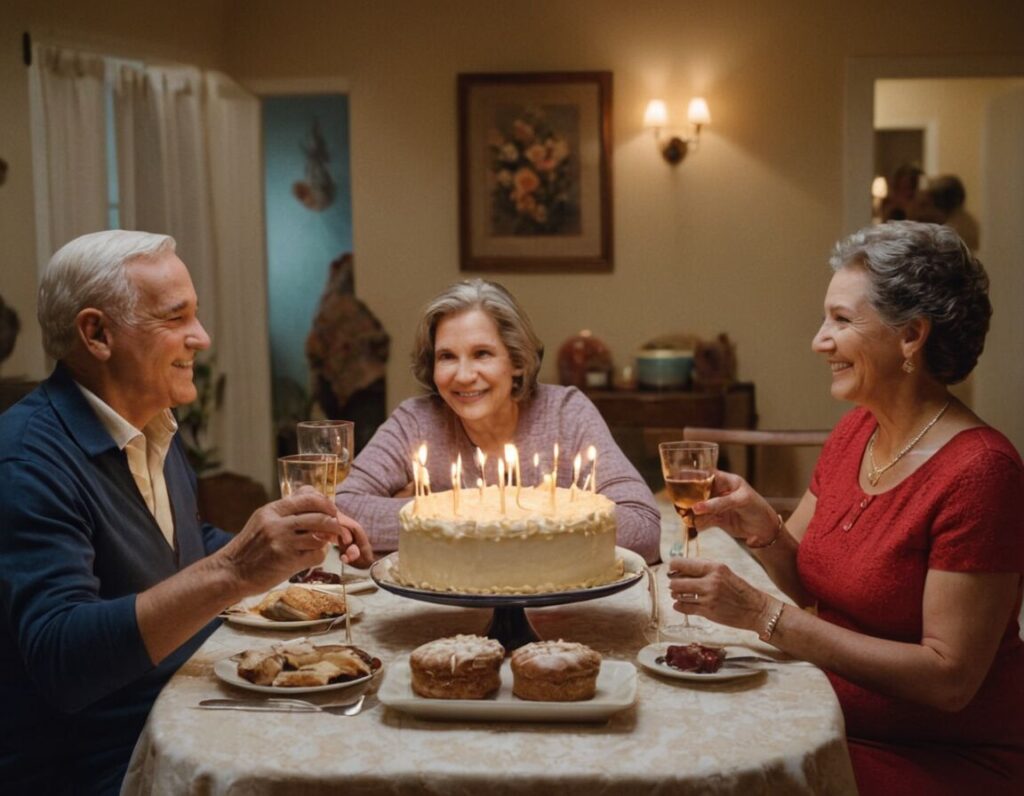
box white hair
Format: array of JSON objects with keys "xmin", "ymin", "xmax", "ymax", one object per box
[{"xmin": 38, "ymin": 230, "xmax": 176, "ymax": 360}]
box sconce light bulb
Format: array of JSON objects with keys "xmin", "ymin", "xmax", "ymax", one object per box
[
  {"xmin": 644, "ymin": 99, "xmax": 669, "ymax": 130},
  {"xmin": 687, "ymin": 97, "xmax": 711, "ymax": 127}
]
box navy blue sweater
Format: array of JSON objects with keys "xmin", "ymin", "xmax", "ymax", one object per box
[{"xmin": 0, "ymin": 365, "xmax": 231, "ymax": 794}]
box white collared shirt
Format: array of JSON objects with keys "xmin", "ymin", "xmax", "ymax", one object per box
[{"xmin": 76, "ymin": 383, "xmax": 178, "ymax": 548}]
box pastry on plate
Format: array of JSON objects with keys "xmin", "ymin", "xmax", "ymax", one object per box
[
  {"xmin": 257, "ymin": 585, "xmax": 347, "ymax": 622},
  {"xmin": 231, "ymin": 640, "xmax": 380, "ymax": 688},
  {"xmin": 409, "ymin": 635, "xmax": 504, "ymax": 699},
  {"xmin": 510, "ymin": 640, "xmax": 601, "ymax": 701},
  {"xmin": 235, "ymin": 648, "xmax": 284, "ymax": 686}
]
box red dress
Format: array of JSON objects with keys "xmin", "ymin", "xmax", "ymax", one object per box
[{"xmin": 798, "ymin": 408, "xmax": 1024, "ymax": 795}]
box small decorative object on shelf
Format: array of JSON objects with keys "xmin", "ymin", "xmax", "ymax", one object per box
[
  {"xmin": 557, "ymin": 330, "xmax": 613, "ymax": 391},
  {"xmin": 694, "ymin": 333, "xmax": 737, "ymax": 391}
]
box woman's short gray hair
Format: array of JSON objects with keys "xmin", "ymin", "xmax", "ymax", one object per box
[
  {"xmin": 829, "ymin": 221, "xmax": 990, "ymax": 384},
  {"xmin": 38, "ymin": 230, "xmax": 176, "ymax": 360},
  {"xmin": 411, "ymin": 279, "xmax": 544, "ymax": 400}
]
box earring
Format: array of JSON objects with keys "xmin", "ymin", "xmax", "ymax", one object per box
[{"xmin": 902, "ymin": 359, "xmax": 915, "ymax": 374}]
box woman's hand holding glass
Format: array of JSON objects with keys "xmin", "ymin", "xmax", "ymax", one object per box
[
  {"xmin": 691, "ymin": 469, "xmax": 784, "ymax": 549},
  {"xmin": 667, "ymin": 557, "xmax": 774, "ymax": 634}
]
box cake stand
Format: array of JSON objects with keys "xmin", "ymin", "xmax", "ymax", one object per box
[{"xmin": 369, "ymin": 547, "xmax": 647, "ymax": 650}]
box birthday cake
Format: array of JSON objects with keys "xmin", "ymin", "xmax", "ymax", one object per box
[{"xmin": 396, "ymin": 485, "xmax": 621, "ymax": 595}]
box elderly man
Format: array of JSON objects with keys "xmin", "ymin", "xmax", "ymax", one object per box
[{"xmin": 0, "ymin": 230, "xmax": 373, "ymax": 794}]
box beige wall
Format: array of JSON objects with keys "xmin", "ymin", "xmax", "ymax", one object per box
[
  {"xmin": 875, "ymin": 76, "xmax": 1024, "ymax": 240},
  {"xmin": 3, "ymin": 0, "xmax": 1023, "ymax": 448}
]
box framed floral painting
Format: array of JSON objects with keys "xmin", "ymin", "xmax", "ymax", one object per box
[{"xmin": 458, "ymin": 71, "xmax": 613, "ymax": 272}]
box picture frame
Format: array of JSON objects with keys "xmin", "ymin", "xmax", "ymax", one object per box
[{"xmin": 458, "ymin": 71, "xmax": 613, "ymax": 273}]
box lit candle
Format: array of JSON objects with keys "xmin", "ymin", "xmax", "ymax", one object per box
[
  {"xmin": 477, "ymin": 477, "xmax": 484, "ymax": 502},
  {"xmin": 451, "ymin": 462, "xmax": 459, "ymax": 514},
  {"xmin": 587, "ymin": 445, "xmax": 597, "ymax": 494},
  {"xmin": 476, "ymin": 447, "xmax": 486, "ymax": 489},
  {"xmin": 542, "ymin": 473, "xmax": 554, "ymax": 512},
  {"xmin": 497, "ymin": 457, "xmax": 506, "ymax": 514},
  {"xmin": 552, "ymin": 443, "xmax": 559, "ymax": 499},
  {"xmin": 412, "ymin": 455, "xmax": 420, "ymax": 513},
  {"xmin": 571, "ymin": 453, "xmax": 582, "ymax": 502},
  {"xmin": 506, "ymin": 443, "xmax": 523, "ymax": 508},
  {"xmin": 417, "ymin": 443, "xmax": 429, "ymax": 499},
  {"xmin": 418, "ymin": 444, "xmax": 430, "ymax": 503}
]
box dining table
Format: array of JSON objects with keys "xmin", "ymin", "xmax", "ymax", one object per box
[{"xmin": 121, "ymin": 500, "xmax": 858, "ymax": 795}]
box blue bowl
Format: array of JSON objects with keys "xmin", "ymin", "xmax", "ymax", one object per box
[{"xmin": 635, "ymin": 350, "xmax": 694, "ymax": 389}]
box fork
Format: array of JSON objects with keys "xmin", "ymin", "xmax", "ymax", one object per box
[
  {"xmin": 197, "ymin": 694, "xmax": 366, "ymax": 715},
  {"xmin": 304, "ymin": 615, "xmax": 348, "ymax": 637}
]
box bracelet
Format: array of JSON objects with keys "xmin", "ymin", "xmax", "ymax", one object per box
[
  {"xmin": 759, "ymin": 599, "xmax": 785, "ymax": 643},
  {"xmin": 746, "ymin": 512, "xmax": 784, "ymax": 549}
]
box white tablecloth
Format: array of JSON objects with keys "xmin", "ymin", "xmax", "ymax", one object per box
[{"xmin": 123, "ymin": 504, "xmax": 857, "ymax": 795}]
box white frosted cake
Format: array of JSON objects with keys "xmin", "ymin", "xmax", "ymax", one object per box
[{"xmin": 397, "ymin": 485, "xmax": 621, "ymax": 595}]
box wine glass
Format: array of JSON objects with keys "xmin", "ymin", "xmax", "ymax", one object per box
[
  {"xmin": 658, "ymin": 440, "xmax": 719, "ymax": 639},
  {"xmin": 278, "ymin": 453, "xmax": 339, "ymax": 501},
  {"xmin": 296, "ymin": 420, "xmax": 355, "ymax": 491},
  {"xmin": 297, "ymin": 419, "xmax": 356, "ymax": 642},
  {"xmin": 278, "ymin": 451, "xmax": 352, "ymax": 641}
]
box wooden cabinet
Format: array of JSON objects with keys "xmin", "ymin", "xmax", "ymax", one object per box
[{"xmin": 586, "ymin": 383, "xmax": 757, "ymax": 488}]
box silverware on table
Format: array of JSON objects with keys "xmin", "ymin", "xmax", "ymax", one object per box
[
  {"xmin": 722, "ymin": 662, "xmax": 776, "ymax": 672},
  {"xmin": 196, "ymin": 694, "xmax": 365, "ymax": 715},
  {"xmin": 727, "ymin": 655, "xmax": 809, "ymax": 665}
]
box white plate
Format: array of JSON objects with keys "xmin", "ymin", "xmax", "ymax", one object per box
[
  {"xmin": 221, "ymin": 595, "xmax": 364, "ymax": 629},
  {"xmin": 291, "ymin": 579, "xmax": 377, "ymax": 595},
  {"xmin": 213, "ymin": 653, "xmax": 379, "ymax": 695},
  {"xmin": 378, "ymin": 657, "xmax": 637, "ymax": 722},
  {"xmin": 637, "ymin": 643, "xmax": 766, "ymax": 683}
]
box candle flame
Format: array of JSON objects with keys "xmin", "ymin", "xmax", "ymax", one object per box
[
  {"xmin": 587, "ymin": 445, "xmax": 596, "ymax": 462},
  {"xmin": 417, "ymin": 443, "xmax": 427, "ymax": 466}
]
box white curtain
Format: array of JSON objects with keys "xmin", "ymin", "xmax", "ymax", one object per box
[
  {"xmin": 28, "ymin": 45, "xmax": 108, "ymax": 274},
  {"xmin": 204, "ymin": 72, "xmax": 274, "ymax": 490},
  {"xmin": 113, "ymin": 64, "xmax": 273, "ymax": 489}
]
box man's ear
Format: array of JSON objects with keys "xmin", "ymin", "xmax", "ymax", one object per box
[{"xmin": 75, "ymin": 309, "xmax": 113, "ymax": 361}]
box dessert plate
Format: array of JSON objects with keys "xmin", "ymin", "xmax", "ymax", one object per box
[
  {"xmin": 637, "ymin": 642, "xmax": 765, "ymax": 683},
  {"xmin": 378, "ymin": 657, "xmax": 637, "ymax": 722},
  {"xmin": 213, "ymin": 654, "xmax": 379, "ymax": 695},
  {"xmin": 221, "ymin": 595, "xmax": 364, "ymax": 630}
]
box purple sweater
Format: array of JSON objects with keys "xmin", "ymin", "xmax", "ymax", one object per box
[{"xmin": 337, "ymin": 384, "xmax": 661, "ymax": 563}]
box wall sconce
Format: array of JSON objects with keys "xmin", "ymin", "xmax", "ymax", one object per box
[{"xmin": 644, "ymin": 97, "xmax": 711, "ymax": 165}]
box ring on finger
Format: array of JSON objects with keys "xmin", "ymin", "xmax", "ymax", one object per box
[{"xmin": 682, "ymin": 592, "xmax": 700, "ymax": 603}]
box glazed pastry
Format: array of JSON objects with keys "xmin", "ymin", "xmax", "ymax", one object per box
[
  {"xmin": 409, "ymin": 635, "xmax": 505, "ymax": 699},
  {"xmin": 510, "ymin": 640, "xmax": 601, "ymax": 701}
]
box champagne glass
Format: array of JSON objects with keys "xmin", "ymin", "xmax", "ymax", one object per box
[
  {"xmin": 297, "ymin": 419, "xmax": 356, "ymax": 642},
  {"xmin": 658, "ymin": 440, "xmax": 718, "ymax": 639},
  {"xmin": 277, "ymin": 452, "xmax": 350, "ymax": 640},
  {"xmin": 296, "ymin": 420, "xmax": 355, "ymax": 492}
]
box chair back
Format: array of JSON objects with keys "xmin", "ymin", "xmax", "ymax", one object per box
[{"xmin": 681, "ymin": 427, "xmax": 830, "ymax": 516}]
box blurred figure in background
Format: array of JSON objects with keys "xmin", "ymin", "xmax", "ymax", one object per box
[
  {"xmin": 917, "ymin": 174, "xmax": 981, "ymax": 252},
  {"xmin": 880, "ymin": 163, "xmax": 924, "ymax": 222}
]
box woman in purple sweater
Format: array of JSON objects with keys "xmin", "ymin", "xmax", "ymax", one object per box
[{"xmin": 337, "ymin": 279, "xmax": 661, "ymax": 563}]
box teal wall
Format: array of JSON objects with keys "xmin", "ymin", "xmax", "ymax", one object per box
[{"xmin": 263, "ymin": 95, "xmax": 352, "ymax": 419}]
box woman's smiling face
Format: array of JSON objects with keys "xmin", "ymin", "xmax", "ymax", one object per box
[
  {"xmin": 432, "ymin": 308, "xmax": 522, "ymax": 431},
  {"xmin": 812, "ymin": 266, "xmax": 905, "ymax": 405}
]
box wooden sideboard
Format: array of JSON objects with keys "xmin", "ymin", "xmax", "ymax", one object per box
[{"xmin": 587, "ymin": 383, "xmax": 757, "ymax": 488}]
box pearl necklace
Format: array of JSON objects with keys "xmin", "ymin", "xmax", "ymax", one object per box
[{"xmin": 866, "ymin": 401, "xmax": 950, "ymax": 487}]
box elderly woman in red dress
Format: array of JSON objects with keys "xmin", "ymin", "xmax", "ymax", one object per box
[{"xmin": 669, "ymin": 221, "xmax": 1023, "ymax": 795}]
